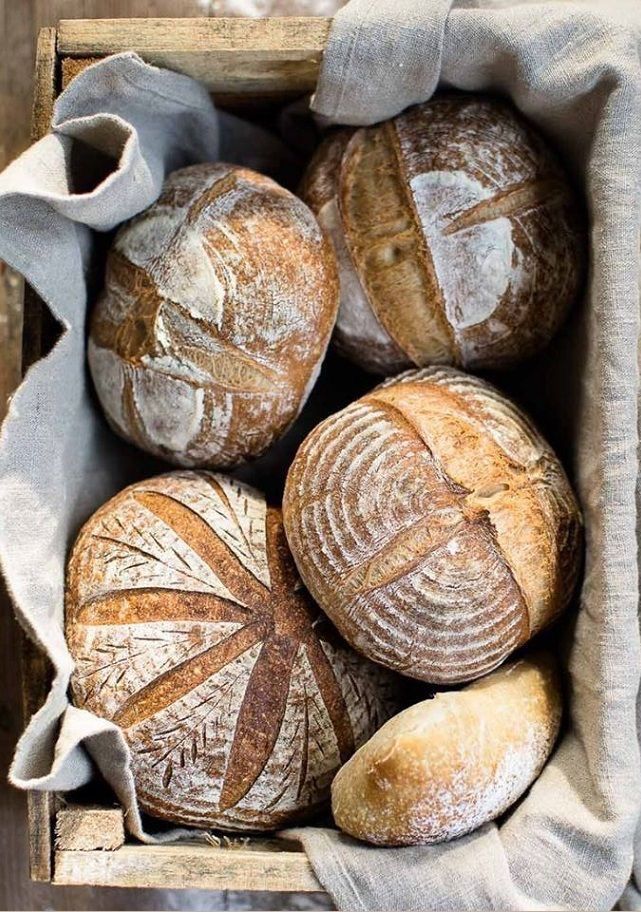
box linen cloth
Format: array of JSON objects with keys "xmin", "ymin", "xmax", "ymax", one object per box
[
  {"xmin": 295, "ymin": 2, "xmax": 641, "ymax": 909},
  {"xmin": 0, "ymin": 1, "xmax": 640, "ymax": 908}
]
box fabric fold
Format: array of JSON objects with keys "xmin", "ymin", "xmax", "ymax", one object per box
[
  {"xmin": 311, "ymin": 0, "xmax": 455, "ymax": 124},
  {"xmin": 299, "ymin": 2, "xmax": 641, "ymax": 910},
  {"xmin": 0, "ymin": 52, "xmax": 222, "ymax": 842}
]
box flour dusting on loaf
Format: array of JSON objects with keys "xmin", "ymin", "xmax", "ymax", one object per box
[
  {"xmin": 301, "ymin": 95, "xmax": 584, "ymax": 373},
  {"xmin": 66, "ymin": 471, "xmax": 399, "ymax": 831},
  {"xmin": 331, "ymin": 653, "xmax": 562, "ymax": 845},
  {"xmin": 89, "ymin": 163, "xmax": 338, "ymax": 467},
  {"xmin": 283, "ymin": 367, "xmax": 582, "ymax": 684}
]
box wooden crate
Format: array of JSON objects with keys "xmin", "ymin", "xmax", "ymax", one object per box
[{"xmin": 20, "ymin": 17, "xmax": 335, "ymax": 894}]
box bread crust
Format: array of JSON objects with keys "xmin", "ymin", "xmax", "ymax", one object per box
[
  {"xmin": 65, "ymin": 471, "xmax": 399, "ymax": 830},
  {"xmin": 283, "ymin": 367, "xmax": 582, "ymax": 684},
  {"xmin": 301, "ymin": 95, "xmax": 584, "ymax": 373},
  {"xmin": 331, "ymin": 652, "xmax": 562, "ymax": 845},
  {"xmin": 89, "ymin": 163, "xmax": 339, "ymax": 467}
]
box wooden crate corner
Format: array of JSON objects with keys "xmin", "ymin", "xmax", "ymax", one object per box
[{"xmin": 22, "ymin": 17, "xmax": 331, "ymax": 894}]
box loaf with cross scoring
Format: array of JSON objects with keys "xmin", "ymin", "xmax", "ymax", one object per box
[
  {"xmin": 88, "ymin": 163, "xmax": 339, "ymax": 468},
  {"xmin": 331, "ymin": 652, "xmax": 562, "ymax": 846},
  {"xmin": 300, "ymin": 94, "xmax": 585, "ymax": 373},
  {"xmin": 65, "ymin": 471, "xmax": 400, "ymax": 830},
  {"xmin": 283, "ymin": 367, "xmax": 582, "ymax": 685}
]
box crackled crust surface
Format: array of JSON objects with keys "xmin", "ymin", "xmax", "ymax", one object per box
[
  {"xmin": 331, "ymin": 653, "xmax": 562, "ymax": 845},
  {"xmin": 283, "ymin": 367, "xmax": 582, "ymax": 684},
  {"xmin": 89, "ymin": 163, "xmax": 339, "ymax": 468},
  {"xmin": 302, "ymin": 95, "xmax": 584, "ymax": 373},
  {"xmin": 66, "ymin": 471, "xmax": 399, "ymax": 830}
]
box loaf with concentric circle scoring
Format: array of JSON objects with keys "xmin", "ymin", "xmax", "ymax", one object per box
[
  {"xmin": 301, "ymin": 95, "xmax": 584, "ymax": 373},
  {"xmin": 283, "ymin": 367, "xmax": 582, "ymax": 684},
  {"xmin": 331, "ymin": 652, "xmax": 562, "ymax": 846}
]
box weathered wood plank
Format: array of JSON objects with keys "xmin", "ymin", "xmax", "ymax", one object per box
[
  {"xmin": 54, "ymin": 843, "xmax": 322, "ymax": 891},
  {"xmin": 32, "ymin": 27, "xmax": 56, "ymax": 140},
  {"xmin": 57, "ymin": 17, "xmax": 330, "ymax": 94},
  {"xmin": 18, "ymin": 26, "xmax": 59, "ymax": 886},
  {"xmin": 58, "ymin": 16, "xmax": 331, "ymax": 53},
  {"xmin": 55, "ymin": 806, "xmax": 126, "ymax": 852}
]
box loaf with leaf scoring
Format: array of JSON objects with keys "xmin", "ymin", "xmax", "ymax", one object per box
[
  {"xmin": 301, "ymin": 95, "xmax": 584, "ymax": 373},
  {"xmin": 283, "ymin": 367, "xmax": 582, "ymax": 684},
  {"xmin": 65, "ymin": 471, "xmax": 399, "ymax": 830},
  {"xmin": 332, "ymin": 652, "xmax": 562, "ymax": 846},
  {"xmin": 89, "ymin": 163, "xmax": 338, "ymax": 467}
]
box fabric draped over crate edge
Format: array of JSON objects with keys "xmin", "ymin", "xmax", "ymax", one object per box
[{"xmin": 0, "ymin": 1, "xmax": 640, "ymax": 909}]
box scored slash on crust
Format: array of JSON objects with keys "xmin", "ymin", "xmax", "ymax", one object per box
[{"xmin": 71, "ymin": 474, "xmax": 356, "ymax": 812}]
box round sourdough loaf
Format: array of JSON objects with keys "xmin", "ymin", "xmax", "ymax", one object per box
[
  {"xmin": 331, "ymin": 652, "xmax": 562, "ymax": 846},
  {"xmin": 65, "ymin": 471, "xmax": 399, "ymax": 830},
  {"xmin": 89, "ymin": 163, "xmax": 339, "ymax": 468},
  {"xmin": 300, "ymin": 95, "xmax": 584, "ymax": 373},
  {"xmin": 283, "ymin": 367, "xmax": 582, "ymax": 684}
]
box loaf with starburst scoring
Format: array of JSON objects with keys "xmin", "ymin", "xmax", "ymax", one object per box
[{"xmin": 65, "ymin": 471, "xmax": 399, "ymax": 830}]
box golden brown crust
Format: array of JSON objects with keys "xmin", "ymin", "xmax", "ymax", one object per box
[
  {"xmin": 300, "ymin": 132, "xmax": 409, "ymax": 374},
  {"xmin": 339, "ymin": 123, "xmax": 458, "ymax": 366},
  {"xmin": 301, "ymin": 94, "xmax": 585, "ymax": 374},
  {"xmin": 89, "ymin": 163, "xmax": 339, "ymax": 468},
  {"xmin": 299, "ymin": 128, "xmax": 353, "ymax": 214},
  {"xmin": 331, "ymin": 652, "xmax": 562, "ymax": 845},
  {"xmin": 66, "ymin": 471, "xmax": 399, "ymax": 831},
  {"xmin": 283, "ymin": 367, "xmax": 582, "ymax": 684}
]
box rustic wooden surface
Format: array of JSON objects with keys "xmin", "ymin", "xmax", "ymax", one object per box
[
  {"xmin": 54, "ymin": 843, "xmax": 322, "ymax": 892},
  {"xmin": 55, "ymin": 806, "xmax": 126, "ymax": 852},
  {"xmin": 0, "ymin": 3, "xmax": 333, "ymax": 909},
  {"xmin": 59, "ymin": 17, "xmax": 329, "ymax": 96}
]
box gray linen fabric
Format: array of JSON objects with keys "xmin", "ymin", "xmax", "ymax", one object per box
[
  {"xmin": 291, "ymin": 2, "xmax": 641, "ymax": 910},
  {"xmin": 1, "ymin": 2, "xmax": 641, "ymax": 908}
]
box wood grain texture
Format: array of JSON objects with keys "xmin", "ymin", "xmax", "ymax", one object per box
[
  {"xmin": 332, "ymin": 653, "xmax": 562, "ymax": 846},
  {"xmin": 283, "ymin": 366, "xmax": 582, "ymax": 685},
  {"xmin": 302, "ymin": 94, "xmax": 585, "ymax": 374},
  {"xmin": 54, "ymin": 842, "xmax": 322, "ymax": 891},
  {"xmin": 31, "ymin": 27, "xmax": 56, "ymax": 139},
  {"xmin": 88, "ymin": 163, "xmax": 339, "ymax": 468},
  {"xmin": 58, "ymin": 17, "xmax": 332, "ymax": 94},
  {"xmin": 56, "ymin": 806, "xmax": 126, "ymax": 851},
  {"xmin": 66, "ymin": 471, "xmax": 398, "ymax": 830}
]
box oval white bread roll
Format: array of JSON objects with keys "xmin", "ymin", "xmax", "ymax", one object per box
[{"xmin": 331, "ymin": 652, "xmax": 562, "ymax": 846}]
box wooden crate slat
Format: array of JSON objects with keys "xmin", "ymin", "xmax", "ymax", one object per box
[
  {"xmin": 32, "ymin": 27, "xmax": 57, "ymax": 142},
  {"xmin": 53, "ymin": 843, "xmax": 322, "ymax": 891},
  {"xmin": 21, "ymin": 25, "xmax": 59, "ymax": 886},
  {"xmin": 57, "ymin": 18, "xmax": 331, "ymax": 94},
  {"xmin": 55, "ymin": 806, "xmax": 126, "ymax": 852}
]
